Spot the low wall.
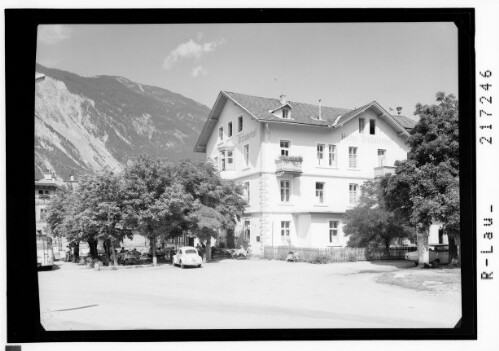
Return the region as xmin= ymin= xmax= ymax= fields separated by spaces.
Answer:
xmin=263 ymin=246 xmax=415 ymax=262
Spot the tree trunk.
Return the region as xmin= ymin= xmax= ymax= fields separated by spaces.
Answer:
xmin=448 ymin=235 xmax=458 ymax=262
xmin=385 ymin=240 xmax=391 ymax=258
xmin=226 ymin=228 xmax=235 ymax=249
xmin=74 ymin=242 xmax=79 ymax=262
xmin=151 ymin=234 xmax=157 ymax=266
xmin=417 ymin=228 xmax=430 ymax=267
xmin=103 ymin=239 xmax=111 ymax=265
xmin=88 ymin=239 xmax=98 ymax=259
xmin=110 ymin=240 xmax=118 ymax=267
xmin=455 ymin=234 xmax=461 ymax=266
xmin=87 ymin=240 xmax=93 ymax=258
xmin=206 ymin=237 xmax=211 ymax=262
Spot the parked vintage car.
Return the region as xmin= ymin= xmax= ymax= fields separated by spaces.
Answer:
xmin=172 ymin=246 xmax=202 ymax=268
xmin=405 ymin=244 xmax=450 ymax=266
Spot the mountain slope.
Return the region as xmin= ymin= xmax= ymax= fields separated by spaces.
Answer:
xmin=35 ymin=64 xmax=209 ymax=180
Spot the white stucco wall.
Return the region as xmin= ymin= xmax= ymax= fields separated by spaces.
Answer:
xmin=261 ymin=110 xmax=410 ymax=215
xmin=205 ymin=100 xmax=263 ymax=177
xmin=201 ymin=102 xmax=411 ymax=250
xmin=260 ymin=213 xmax=347 ymax=248
xmin=263 ymin=109 xmax=409 ymax=177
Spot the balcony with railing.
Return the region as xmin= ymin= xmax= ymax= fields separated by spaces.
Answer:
xmin=275 ymin=155 xmax=303 ymax=177
xmin=374 ymin=165 xmax=396 ymax=178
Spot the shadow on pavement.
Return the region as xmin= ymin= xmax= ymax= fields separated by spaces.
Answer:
xmin=38 ymin=264 xmax=61 ymax=271
xmin=367 ymin=260 xmax=416 ymax=269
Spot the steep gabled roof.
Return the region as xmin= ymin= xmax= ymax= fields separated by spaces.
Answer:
xmin=194 ymin=91 xmax=417 ymax=153
xmin=331 ymin=101 xmax=416 ymax=137
xmin=391 ymin=114 xmax=417 ymax=130
xmin=224 ymin=91 xmax=349 ymax=126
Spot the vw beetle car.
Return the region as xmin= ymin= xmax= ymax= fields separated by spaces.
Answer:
xmin=405 ymin=244 xmax=449 ymax=266
xmin=173 ymin=246 xmax=202 ymax=268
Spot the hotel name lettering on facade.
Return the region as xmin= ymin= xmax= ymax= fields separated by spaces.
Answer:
xmin=237 ymin=129 xmax=256 ymax=144
xmin=348 ymin=135 xmax=391 ymax=146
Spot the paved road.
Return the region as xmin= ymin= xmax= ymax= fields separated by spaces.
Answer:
xmin=38 ymin=259 xmax=461 ymax=330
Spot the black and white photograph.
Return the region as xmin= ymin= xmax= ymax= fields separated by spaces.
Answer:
xmin=9 ymin=4 xmax=499 ymax=349
xmin=32 ymin=21 xmax=463 ymax=331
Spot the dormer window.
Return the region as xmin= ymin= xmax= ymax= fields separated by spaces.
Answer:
xmin=270 ymin=98 xmax=292 ymax=119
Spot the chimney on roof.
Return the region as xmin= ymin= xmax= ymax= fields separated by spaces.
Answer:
xmin=318 ymin=99 xmax=322 ymax=120
xmin=279 ymin=95 xmax=287 ymax=105
xmin=396 ymin=106 xmax=402 ymax=115
xmin=43 ymin=170 xmax=52 ymax=181
xmin=70 ymin=174 xmax=75 ymax=182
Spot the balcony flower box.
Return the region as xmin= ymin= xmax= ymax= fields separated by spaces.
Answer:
xmin=275 ymin=155 xmax=303 ymax=176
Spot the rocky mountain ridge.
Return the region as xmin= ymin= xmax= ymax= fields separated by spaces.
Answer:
xmin=35 ymin=64 xmax=209 ymax=180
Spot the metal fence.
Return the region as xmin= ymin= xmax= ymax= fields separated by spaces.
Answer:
xmin=263 ymin=246 xmax=416 ymax=262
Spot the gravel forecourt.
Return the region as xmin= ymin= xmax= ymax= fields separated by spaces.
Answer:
xmin=38 ymin=259 xmax=461 ymax=330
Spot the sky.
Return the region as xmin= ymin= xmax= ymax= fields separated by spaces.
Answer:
xmin=36 ymin=23 xmax=458 ymax=116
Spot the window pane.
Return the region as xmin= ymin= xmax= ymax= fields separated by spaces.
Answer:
xmin=280 ymin=181 xmax=290 ymax=202
xmin=378 ymin=149 xmax=386 ymax=167
xmin=329 ymin=145 xmax=336 ymax=167
xmin=220 ymin=151 xmax=226 ymax=170
xmin=349 ymin=147 xmax=357 ymax=168
xmin=317 ymin=144 xmax=324 ymax=164
xmin=280 ymin=140 xmax=290 ymax=156
xmin=244 ymin=145 xmax=249 ymax=165
xmin=349 ymin=185 xmax=357 ymax=204
xmin=370 ymin=119 xmax=375 ymax=134
xmin=238 ymin=116 xmax=243 ymax=132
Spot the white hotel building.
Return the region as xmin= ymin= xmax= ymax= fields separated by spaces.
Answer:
xmin=194 ymin=91 xmax=416 ymax=250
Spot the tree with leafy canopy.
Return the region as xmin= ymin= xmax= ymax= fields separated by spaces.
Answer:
xmin=73 ymin=172 xmax=133 ymax=266
xmin=121 ymin=156 xmax=193 ymax=265
xmin=45 ymin=185 xmax=72 ymax=239
xmin=46 ymin=178 xmax=97 ymax=262
xmin=344 ymin=180 xmax=415 ymax=251
xmin=172 ymin=160 xmax=247 ymax=261
xmin=382 ymin=92 xmax=459 ymax=266
xmin=45 ymin=185 xmax=82 ymax=260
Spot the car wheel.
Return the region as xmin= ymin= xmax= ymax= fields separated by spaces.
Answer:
xmin=180 ymin=260 xmax=184 ymax=269
xmin=414 ymin=261 xmax=418 ymax=267
xmin=197 ymin=264 xmax=201 ymax=268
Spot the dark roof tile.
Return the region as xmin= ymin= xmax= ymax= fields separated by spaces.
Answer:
xmin=391 ymin=114 xmax=417 ymax=129
xmin=224 ymin=91 xmax=350 ymax=126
